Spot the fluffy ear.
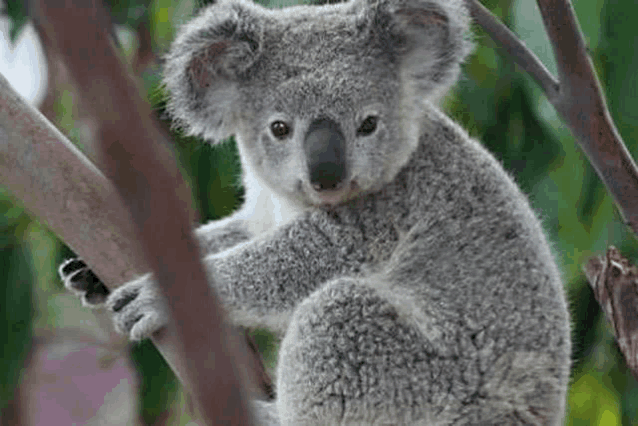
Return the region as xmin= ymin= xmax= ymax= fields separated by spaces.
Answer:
xmin=363 ymin=0 xmax=472 ymax=101
xmin=163 ymin=0 xmax=264 ymax=143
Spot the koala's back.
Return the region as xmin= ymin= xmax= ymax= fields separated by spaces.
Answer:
xmin=269 ymin=106 xmax=571 ymax=424
xmin=239 ymin=105 xmax=572 ymax=424
xmin=343 ymin=107 xmax=572 ymax=423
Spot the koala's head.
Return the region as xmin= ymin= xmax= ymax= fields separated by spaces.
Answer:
xmin=163 ymin=0 xmax=471 ymax=207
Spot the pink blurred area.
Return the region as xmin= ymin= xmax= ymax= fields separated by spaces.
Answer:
xmin=19 ymin=341 xmax=138 ymax=425
xmin=11 ymin=294 xmax=140 ymax=425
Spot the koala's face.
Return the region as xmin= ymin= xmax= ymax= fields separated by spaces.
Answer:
xmin=234 ymin=24 xmax=417 ymax=206
xmin=163 ymin=0 xmax=471 ymax=206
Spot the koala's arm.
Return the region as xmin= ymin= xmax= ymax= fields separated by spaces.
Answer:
xmin=59 ymin=211 xmax=253 ymax=306
xmin=103 ymin=208 xmax=367 ymax=338
xmin=203 ymin=211 xmax=362 ymax=327
xmin=194 ymin=215 xmax=252 ymax=256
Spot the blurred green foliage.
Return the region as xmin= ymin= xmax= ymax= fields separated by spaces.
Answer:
xmin=1 ymin=0 xmax=637 ymax=423
xmin=2 ymin=0 xmax=27 ymax=42
xmin=0 ymin=190 xmax=33 ymax=413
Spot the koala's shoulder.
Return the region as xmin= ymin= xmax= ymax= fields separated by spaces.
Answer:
xmin=387 ymin=108 xmax=532 ymax=228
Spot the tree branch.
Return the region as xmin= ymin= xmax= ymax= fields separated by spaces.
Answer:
xmin=468 ymin=0 xmax=638 ymax=237
xmin=0 ymin=69 xmax=229 ymax=423
xmin=13 ymin=0 xmax=254 ymax=424
xmin=585 ymin=247 xmax=638 ymax=381
xmin=469 ymin=0 xmax=638 ymax=381
xmin=0 ymin=73 xmax=141 ymax=290
xmin=466 ymin=0 xmax=559 ymax=99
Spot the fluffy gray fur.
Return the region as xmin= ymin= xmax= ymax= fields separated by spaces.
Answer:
xmin=60 ymin=0 xmax=571 ymax=424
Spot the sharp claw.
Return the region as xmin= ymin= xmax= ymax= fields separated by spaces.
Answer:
xmin=69 ymin=269 xmax=91 ymax=291
xmin=93 ymin=282 xmax=109 ymax=296
xmin=85 ymin=270 xmax=101 ymax=286
xmin=60 ymin=258 xmax=86 ymax=276
xmin=69 ymin=268 xmax=87 ymax=282
xmin=85 ymin=279 xmax=109 ymax=304
xmin=112 ymin=291 xmax=139 ymax=312
xmin=85 ymin=290 xmax=108 ymax=305
xmin=124 ymin=313 xmax=145 ymax=332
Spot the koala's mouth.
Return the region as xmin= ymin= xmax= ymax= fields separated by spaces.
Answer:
xmin=310 ymin=179 xmax=360 ymax=206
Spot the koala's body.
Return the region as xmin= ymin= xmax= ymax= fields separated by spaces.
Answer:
xmin=60 ymin=0 xmax=572 ymax=424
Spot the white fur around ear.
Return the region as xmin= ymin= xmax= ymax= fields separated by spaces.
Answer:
xmin=364 ymin=0 xmax=472 ymax=102
xmin=162 ymin=0 xmax=265 ymax=143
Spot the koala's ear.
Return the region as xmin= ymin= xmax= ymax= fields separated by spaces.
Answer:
xmin=364 ymin=0 xmax=472 ymax=101
xmin=163 ymin=0 xmax=264 ymax=143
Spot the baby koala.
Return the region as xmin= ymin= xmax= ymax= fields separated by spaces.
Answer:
xmin=60 ymin=0 xmax=571 ymax=423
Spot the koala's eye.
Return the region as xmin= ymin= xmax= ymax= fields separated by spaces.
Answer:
xmin=357 ymin=116 xmax=378 ymax=136
xmin=271 ymin=121 xmax=291 ymax=139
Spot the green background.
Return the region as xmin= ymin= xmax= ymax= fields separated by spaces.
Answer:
xmin=2 ymin=0 xmax=637 ymax=424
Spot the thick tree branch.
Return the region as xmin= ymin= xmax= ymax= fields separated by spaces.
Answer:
xmin=468 ymin=0 xmax=638 ymax=236
xmin=0 ymin=73 xmax=141 ymax=289
xmin=22 ymin=0 xmax=254 ymax=424
xmin=0 ymin=70 xmax=246 ymax=424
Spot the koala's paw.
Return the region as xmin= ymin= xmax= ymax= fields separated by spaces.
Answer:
xmin=106 ymin=276 xmax=168 ymax=341
xmin=59 ymin=258 xmax=110 ymax=306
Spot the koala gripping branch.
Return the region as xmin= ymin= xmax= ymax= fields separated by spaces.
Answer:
xmin=0 ymin=58 xmax=248 ymax=426
xmin=25 ymin=0 xmax=255 ymax=424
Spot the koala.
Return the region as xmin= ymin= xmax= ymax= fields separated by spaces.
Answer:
xmin=60 ymin=0 xmax=572 ymax=424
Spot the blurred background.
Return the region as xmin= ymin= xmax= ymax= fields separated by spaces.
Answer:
xmin=0 ymin=0 xmax=636 ymax=424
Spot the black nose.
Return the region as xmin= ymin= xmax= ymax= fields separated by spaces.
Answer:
xmin=304 ymin=118 xmax=346 ymax=192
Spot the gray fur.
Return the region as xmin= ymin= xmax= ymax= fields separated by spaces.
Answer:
xmin=61 ymin=0 xmax=571 ymax=423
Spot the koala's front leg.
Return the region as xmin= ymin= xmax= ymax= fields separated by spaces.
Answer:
xmin=64 ymin=209 xmax=363 ymax=339
xmin=59 ymin=258 xmax=110 ymax=306
xmin=60 ymin=259 xmax=168 ymax=339
xmin=60 ymin=216 xmax=251 ymax=327
xmin=107 ymin=209 xmax=365 ymax=337
xmin=194 ymin=216 xmax=252 ymax=256
xmin=199 ymin=210 xmax=364 ymax=331
xmin=107 ymin=274 xmax=169 ymax=340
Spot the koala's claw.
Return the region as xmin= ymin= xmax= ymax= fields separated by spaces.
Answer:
xmin=112 ymin=290 xmax=140 ymax=312
xmin=107 ymin=277 xmax=168 ymax=341
xmin=59 ymin=258 xmax=110 ymax=306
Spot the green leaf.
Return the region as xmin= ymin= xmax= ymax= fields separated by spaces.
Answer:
xmin=3 ymin=0 xmax=28 ymax=43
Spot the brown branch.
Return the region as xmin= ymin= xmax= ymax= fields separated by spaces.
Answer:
xmin=0 ymin=69 xmax=244 ymax=423
xmin=584 ymin=247 xmax=638 ymax=381
xmin=27 ymin=0 xmax=254 ymax=424
xmin=468 ymin=0 xmax=638 ymax=236
xmin=470 ymin=0 xmax=638 ymax=381
xmin=466 ymin=0 xmax=559 ymax=99
xmin=0 ymin=73 xmax=142 ymax=289
xmin=132 ymin=20 xmax=158 ymax=75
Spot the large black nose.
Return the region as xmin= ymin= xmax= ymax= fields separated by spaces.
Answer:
xmin=304 ymin=118 xmax=346 ymax=192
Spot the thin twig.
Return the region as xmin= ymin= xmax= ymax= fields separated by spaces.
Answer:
xmin=466 ymin=0 xmax=559 ymax=100
xmin=467 ymin=0 xmax=638 ymax=236
xmin=535 ymin=0 xmax=638 ymax=236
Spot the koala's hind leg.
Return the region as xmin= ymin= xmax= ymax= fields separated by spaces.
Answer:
xmin=275 ymin=278 xmax=447 ymax=426
xmin=274 ymin=278 xmax=567 ymax=425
